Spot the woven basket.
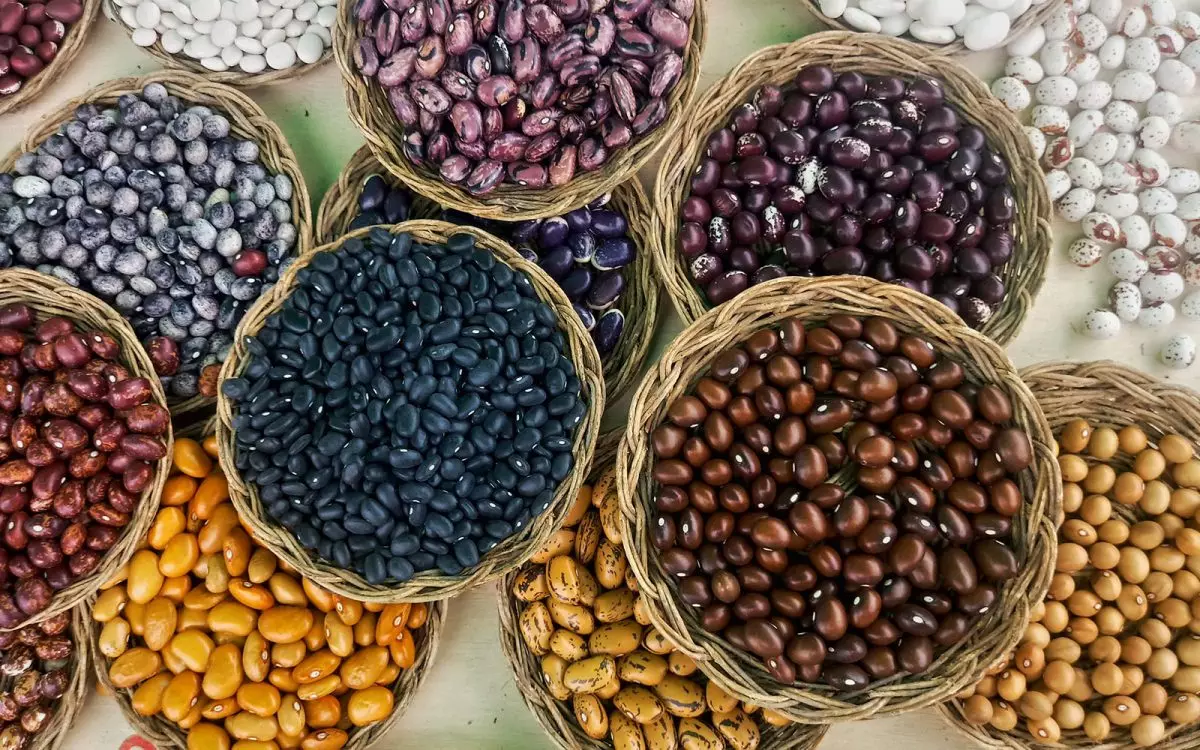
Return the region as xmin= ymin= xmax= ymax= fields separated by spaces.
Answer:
xmin=0 ymin=0 xmax=100 ymax=117
xmin=0 ymin=268 xmax=171 ymax=631
xmin=938 ymin=360 xmax=1200 ymax=750
xmin=497 ymin=429 xmax=830 ymax=750
xmin=649 ymin=31 xmax=1052 ymax=347
xmin=82 ymin=590 xmax=447 ymax=749
xmin=316 ymin=145 xmax=661 ymax=405
xmin=333 ymin=0 xmax=708 ymax=222
xmin=102 ymin=0 xmax=332 ymax=88
xmin=799 ymin=0 xmax=1066 ymax=56
xmin=615 ymin=274 xmax=1061 ymax=724
xmin=216 ymin=220 xmax=605 ymax=602
xmin=0 ymin=70 xmax=314 ymax=417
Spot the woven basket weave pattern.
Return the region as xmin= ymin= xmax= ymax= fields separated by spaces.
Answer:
xmin=938 ymin=360 xmax=1200 ymax=750
xmin=316 ymin=145 xmax=660 ymax=406
xmin=496 ymin=430 xmax=830 ymax=750
xmin=81 ymin=591 xmax=447 ymax=749
xmin=649 ymin=31 xmax=1052 ymax=347
xmin=0 ymin=268 xmax=171 ymax=631
xmin=332 ymin=0 xmax=708 ymax=221
xmin=0 ymin=0 xmax=100 ymax=117
xmin=616 ymin=275 xmax=1061 ymax=723
xmin=0 ymin=71 xmax=315 ymax=417
xmin=798 ymin=0 xmax=1066 ymax=56
xmin=216 ymin=220 xmax=605 ymax=602
xmin=102 ymin=0 xmax=333 ymax=88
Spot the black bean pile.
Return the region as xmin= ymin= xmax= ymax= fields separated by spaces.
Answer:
xmin=352 ymin=0 xmax=694 ymax=194
xmin=678 ymin=67 xmax=1015 ymax=329
xmin=0 ymin=82 xmax=299 ymax=399
xmin=223 ymin=228 xmax=587 ymax=582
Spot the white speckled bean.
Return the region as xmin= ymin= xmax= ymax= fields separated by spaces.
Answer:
xmin=1141 ymin=187 xmax=1180 ymax=215
xmin=1080 ymin=132 xmax=1119 ymax=164
xmin=1178 ymin=194 xmax=1200 ymax=221
xmin=1168 ymin=169 xmax=1200 ymax=195
xmin=1151 ymin=214 xmax=1188 ymax=248
xmin=1068 ymin=109 xmax=1105 ymax=146
xmin=1058 ymin=186 xmax=1099 ymax=221
xmin=1109 ymin=280 xmax=1142 ymax=321
xmin=1113 ymin=69 xmax=1159 ymax=101
xmin=1094 ymin=188 xmax=1138 ymax=218
xmin=1081 ymin=309 xmax=1122 ymax=339
xmin=1122 ymin=215 xmax=1154 ymax=251
xmin=1137 ymin=117 xmax=1172 ymax=149
xmin=1046 ymin=169 xmax=1074 ymax=201
xmin=1005 ymin=56 xmax=1045 ymax=84
xmin=1098 ymin=35 xmax=1126 ymax=69
xmin=1109 ymin=247 xmax=1151 ymax=280
xmin=1075 ymin=80 xmax=1112 ymax=109
xmin=1104 ymin=100 xmax=1141 ymax=133
xmin=1146 ymin=91 xmax=1184 ymax=124
xmin=1068 ymin=238 xmax=1104 ymax=267
xmin=1160 ymin=334 xmax=1196 ymax=369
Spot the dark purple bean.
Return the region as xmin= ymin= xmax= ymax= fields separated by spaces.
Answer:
xmin=466 ymin=159 xmax=504 ymax=194
xmin=647 ymin=5 xmax=689 ymax=49
xmin=463 ymin=44 xmax=491 ymax=81
xmin=548 ymin=145 xmax=577 ymax=185
xmin=475 ymin=0 xmax=497 ymax=37
xmin=690 ymin=253 xmax=722 ymax=284
xmin=499 ymin=0 xmax=525 ymax=42
xmin=614 ymin=0 xmax=652 ymax=21
xmin=445 ymin=13 xmax=474 ymax=54
xmin=398 ymin=5 xmax=424 ymax=44
xmin=409 ymin=79 xmax=451 ymax=114
xmin=507 ymin=162 xmax=548 ymax=187
xmin=526 ymin=3 xmax=565 ymax=43
xmin=439 ymin=155 xmax=471 ymax=183
xmin=489 ymin=132 xmax=530 ymax=162
xmin=560 ymin=55 xmax=600 ymax=86
xmin=583 ymin=14 xmax=616 ymax=55
xmin=651 ymin=52 xmax=684 ymax=97
xmin=355 ymin=38 xmax=380 ymax=76
xmin=427 ymin=0 xmax=450 ymax=32
xmin=387 ymin=88 xmax=419 ymax=126
xmin=376 ymin=47 xmax=416 ymax=86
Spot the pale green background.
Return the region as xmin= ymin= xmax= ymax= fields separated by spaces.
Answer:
xmin=3 ymin=1 xmax=1200 ymax=747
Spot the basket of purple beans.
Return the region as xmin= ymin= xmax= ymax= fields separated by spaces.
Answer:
xmin=333 ymin=0 xmax=707 ymax=222
xmin=316 ymin=145 xmax=659 ymax=403
xmin=650 ymin=32 xmax=1052 ymax=346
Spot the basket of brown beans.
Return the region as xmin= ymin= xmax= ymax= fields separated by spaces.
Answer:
xmin=940 ymin=360 xmax=1200 ymax=749
xmin=650 ymin=32 xmax=1052 ymax=345
xmin=84 ymin=427 xmax=445 ymax=749
xmin=216 ymin=221 xmax=604 ymax=602
xmin=0 ymin=268 xmax=172 ymax=632
xmin=615 ymin=274 xmax=1060 ymax=723
xmin=333 ymin=0 xmax=708 ymax=221
xmin=0 ymin=0 xmax=99 ymax=117
xmin=317 ymin=145 xmax=660 ymax=405
xmin=0 ymin=72 xmax=314 ymax=417
xmin=0 ymin=610 xmax=91 ymax=750
xmin=499 ymin=431 xmax=830 ymax=750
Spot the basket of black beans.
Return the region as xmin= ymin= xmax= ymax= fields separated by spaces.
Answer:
xmin=216 ymin=220 xmax=605 ymax=602
xmin=650 ymin=32 xmax=1052 ymax=346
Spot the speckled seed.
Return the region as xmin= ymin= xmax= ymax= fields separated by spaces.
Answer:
xmin=1122 ymin=215 xmax=1154 ymax=251
xmin=1139 ymin=300 xmax=1177 ymax=327
xmin=1109 ymin=280 xmax=1142 ymax=321
xmin=1058 ymin=187 xmax=1098 ymax=222
xmin=1068 ymin=238 xmax=1104 ymax=267
xmin=1108 ymin=248 xmax=1150 ymax=281
xmin=991 ymin=77 xmax=1031 ymax=110
xmin=1160 ymin=334 xmax=1197 ymax=368
xmin=1081 ymin=309 xmax=1121 ymax=339
xmin=1180 ymin=290 xmax=1200 ymax=319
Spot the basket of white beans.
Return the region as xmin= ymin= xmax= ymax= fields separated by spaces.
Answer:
xmin=104 ymin=0 xmax=336 ymax=86
xmin=988 ymin=0 xmax=1200 ymax=372
xmin=803 ymin=0 xmax=1065 ymax=53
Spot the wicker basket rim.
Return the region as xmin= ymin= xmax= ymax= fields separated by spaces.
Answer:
xmin=0 ymin=0 xmax=100 ymax=117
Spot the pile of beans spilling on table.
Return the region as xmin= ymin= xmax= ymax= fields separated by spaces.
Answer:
xmin=0 ymin=82 xmax=299 ymax=400
xmin=352 ymin=0 xmax=695 ymax=194
xmin=0 ymin=0 xmax=85 ymax=99
xmin=0 ymin=302 xmax=169 ymax=624
xmin=95 ymin=434 xmax=432 ymax=750
xmin=222 ymin=228 xmax=585 ymax=581
xmin=514 ymin=468 xmax=792 ymax=749
xmin=677 ymin=66 xmax=1016 ymax=329
xmin=0 ymin=615 xmax=75 ymax=749
xmin=649 ymin=315 xmax=1033 ymax=689
xmin=959 ymin=420 xmax=1200 ymax=747
xmin=442 ymin=194 xmax=634 ymax=357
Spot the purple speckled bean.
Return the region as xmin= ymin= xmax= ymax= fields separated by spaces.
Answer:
xmin=608 ymin=70 xmax=636 ymax=122
xmin=463 ymin=44 xmax=491 ymax=81
xmin=356 ymin=0 xmax=381 ymax=23
xmin=531 ymin=73 xmax=560 ymax=109
xmin=415 ymin=35 xmax=446 ymax=78
xmin=399 ymin=6 xmax=427 ymax=45
xmin=646 ymin=5 xmax=689 ymax=49
xmin=474 ymin=0 xmax=497 ymax=38
xmin=450 ymin=0 xmax=472 ymax=9
xmin=545 ymin=35 xmax=583 ymax=70
xmin=466 ymin=159 xmax=505 ymax=194
xmin=549 ymin=144 xmax=577 ymax=185
xmin=559 ymin=113 xmax=585 ymax=142
xmin=403 ymin=131 xmax=426 ymax=164
xmin=382 ymin=0 xmax=414 ymax=11
xmin=578 ymin=138 xmax=607 ymax=171
xmin=559 ymin=55 xmax=600 ymax=86
xmin=602 ymin=118 xmax=632 ymax=148
xmin=427 ymin=133 xmax=451 ymax=163
xmin=552 ymin=0 xmax=588 ymax=21
xmin=427 ymin=0 xmax=451 ymax=33
xmin=450 ymin=100 xmax=483 ymax=141
xmin=440 ymin=154 xmax=472 ymax=182
xmin=586 ymin=89 xmax=612 ymax=124
xmin=526 ymin=4 xmax=565 ymax=43
xmin=631 ymin=97 xmax=666 ymax=135
xmin=489 ymin=131 xmax=531 ymax=162
xmin=521 ymin=108 xmax=561 ymax=137
xmin=508 ymin=162 xmax=549 ymax=187
xmin=387 ymin=87 xmax=420 ymax=126
xmin=455 ymin=137 xmax=487 ymax=161
xmin=355 ymin=38 xmax=381 ymax=76
xmin=583 ymin=15 xmax=615 ymax=55
xmin=512 ymin=37 xmax=542 ymax=83
xmin=377 ymin=46 xmax=416 ymax=86
xmin=499 ymin=0 xmax=525 ymax=42
xmin=418 ymin=108 xmax=441 ymax=133
xmin=374 ymin=11 xmax=400 ymax=57
xmin=483 ymin=106 xmax=504 ymax=140
xmin=615 ymin=25 xmax=655 ymax=57
xmin=440 ymin=68 xmax=474 ymax=99
xmin=476 ymin=75 xmax=517 ymax=107
xmin=444 ymin=13 xmax=474 ymax=54
xmin=614 ymin=0 xmax=651 ymax=21
xmin=525 ymin=131 xmax=561 ymax=161
xmin=668 ymin=0 xmax=694 ymax=19
xmin=502 ymin=98 xmax=527 ymax=130
xmin=410 ymin=79 xmax=452 ymax=114
xmin=650 ymin=51 xmax=682 ymax=97
xmin=620 ymin=57 xmax=651 ymax=91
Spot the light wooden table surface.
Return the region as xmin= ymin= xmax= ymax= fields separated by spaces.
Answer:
xmin=4 ymin=1 xmax=1200 ymax=748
